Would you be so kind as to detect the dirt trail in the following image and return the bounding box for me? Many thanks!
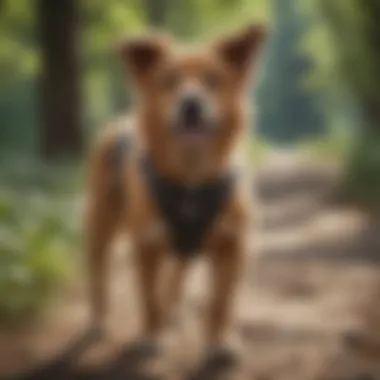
[2,153,380,380]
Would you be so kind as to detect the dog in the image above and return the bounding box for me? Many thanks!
[84,24,266,361]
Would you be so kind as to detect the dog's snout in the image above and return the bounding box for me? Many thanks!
[181,97,203,125]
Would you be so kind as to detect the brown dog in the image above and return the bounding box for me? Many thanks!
[85,24,266,359]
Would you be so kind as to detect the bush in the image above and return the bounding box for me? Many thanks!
[342,135,380,208]
[297,126,353,163]
[0,160,81,322]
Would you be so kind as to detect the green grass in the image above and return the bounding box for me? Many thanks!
[296,127,353,163]
[0,157,82,323]
[248,136,271,164]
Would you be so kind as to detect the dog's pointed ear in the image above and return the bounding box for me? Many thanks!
[215,24,266,78]
[116,34,170,79]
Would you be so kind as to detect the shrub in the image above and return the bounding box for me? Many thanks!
[0,160,81,322]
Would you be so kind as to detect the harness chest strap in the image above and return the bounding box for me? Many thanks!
[140,157,236,258]
[109,134,236,259]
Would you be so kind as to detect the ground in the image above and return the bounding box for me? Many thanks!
[1,152,380,380]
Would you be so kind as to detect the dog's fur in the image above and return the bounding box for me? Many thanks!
[85,24,266,356]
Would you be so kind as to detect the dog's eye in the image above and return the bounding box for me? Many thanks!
[158,71,179,92]
[203,70,223,90]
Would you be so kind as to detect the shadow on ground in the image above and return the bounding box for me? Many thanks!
[10,329,237,380]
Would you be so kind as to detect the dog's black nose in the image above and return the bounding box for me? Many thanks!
[181,97,203,126]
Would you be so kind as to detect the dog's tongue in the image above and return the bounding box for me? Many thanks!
[180,128,207,144]
[180,125,206,145]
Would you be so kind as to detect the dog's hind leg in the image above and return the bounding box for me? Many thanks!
[86,195,120,334]
[84,133,125,334]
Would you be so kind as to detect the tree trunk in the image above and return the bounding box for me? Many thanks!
[38,0,83,160]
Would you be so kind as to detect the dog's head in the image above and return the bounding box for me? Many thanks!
[117,25,266,178]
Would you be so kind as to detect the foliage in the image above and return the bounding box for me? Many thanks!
[0,0,38,84]
[300,0,365,130]
[166,0,269,41]
[342,134,380,208]
[0,159,81,321]
[257,0,325,144]
[317,0,380,111]
[297,122,353,163]
[0,0,39,154]
[305,0,380,205]
[248,137,271,164]
[82,0,146,125]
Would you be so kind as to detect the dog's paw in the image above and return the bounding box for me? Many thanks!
[167,308,185,330]
[87,319,109,342]
[134,331,174,358]
[204,335,243,368]
[133,337,162,357]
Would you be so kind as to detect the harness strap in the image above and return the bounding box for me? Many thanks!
[108,135,236,259]
[140,157,235,259]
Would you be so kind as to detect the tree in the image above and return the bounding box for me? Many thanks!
[38,0,83,160]
[308,0,380,204]
[256,0,324,144]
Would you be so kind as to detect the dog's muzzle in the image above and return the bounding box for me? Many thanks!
[172,94,216,142]
[180,96,204,129]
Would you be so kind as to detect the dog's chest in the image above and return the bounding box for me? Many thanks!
[109,133,236,258]
[140,158,234,259]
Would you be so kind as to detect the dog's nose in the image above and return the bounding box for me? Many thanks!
[181,96,203,125]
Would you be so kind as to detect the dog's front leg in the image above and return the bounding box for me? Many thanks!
[206,230,245,362]
[133,228,167,342]
[161,256,190,326]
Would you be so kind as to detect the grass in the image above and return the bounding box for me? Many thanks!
[296,127,353,163]
[0,156,82,323]
[248,136,271,164]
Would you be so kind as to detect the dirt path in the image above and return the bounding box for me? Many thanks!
[2,154,380,380]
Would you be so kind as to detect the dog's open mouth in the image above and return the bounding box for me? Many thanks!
[175,121,214,145]
[175,122,213,145]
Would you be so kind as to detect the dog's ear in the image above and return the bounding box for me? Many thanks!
[216,24,266,79]
[116,34,170,80]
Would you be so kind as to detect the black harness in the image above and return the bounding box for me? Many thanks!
[141,157,234,258]
[110,135,235,259]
